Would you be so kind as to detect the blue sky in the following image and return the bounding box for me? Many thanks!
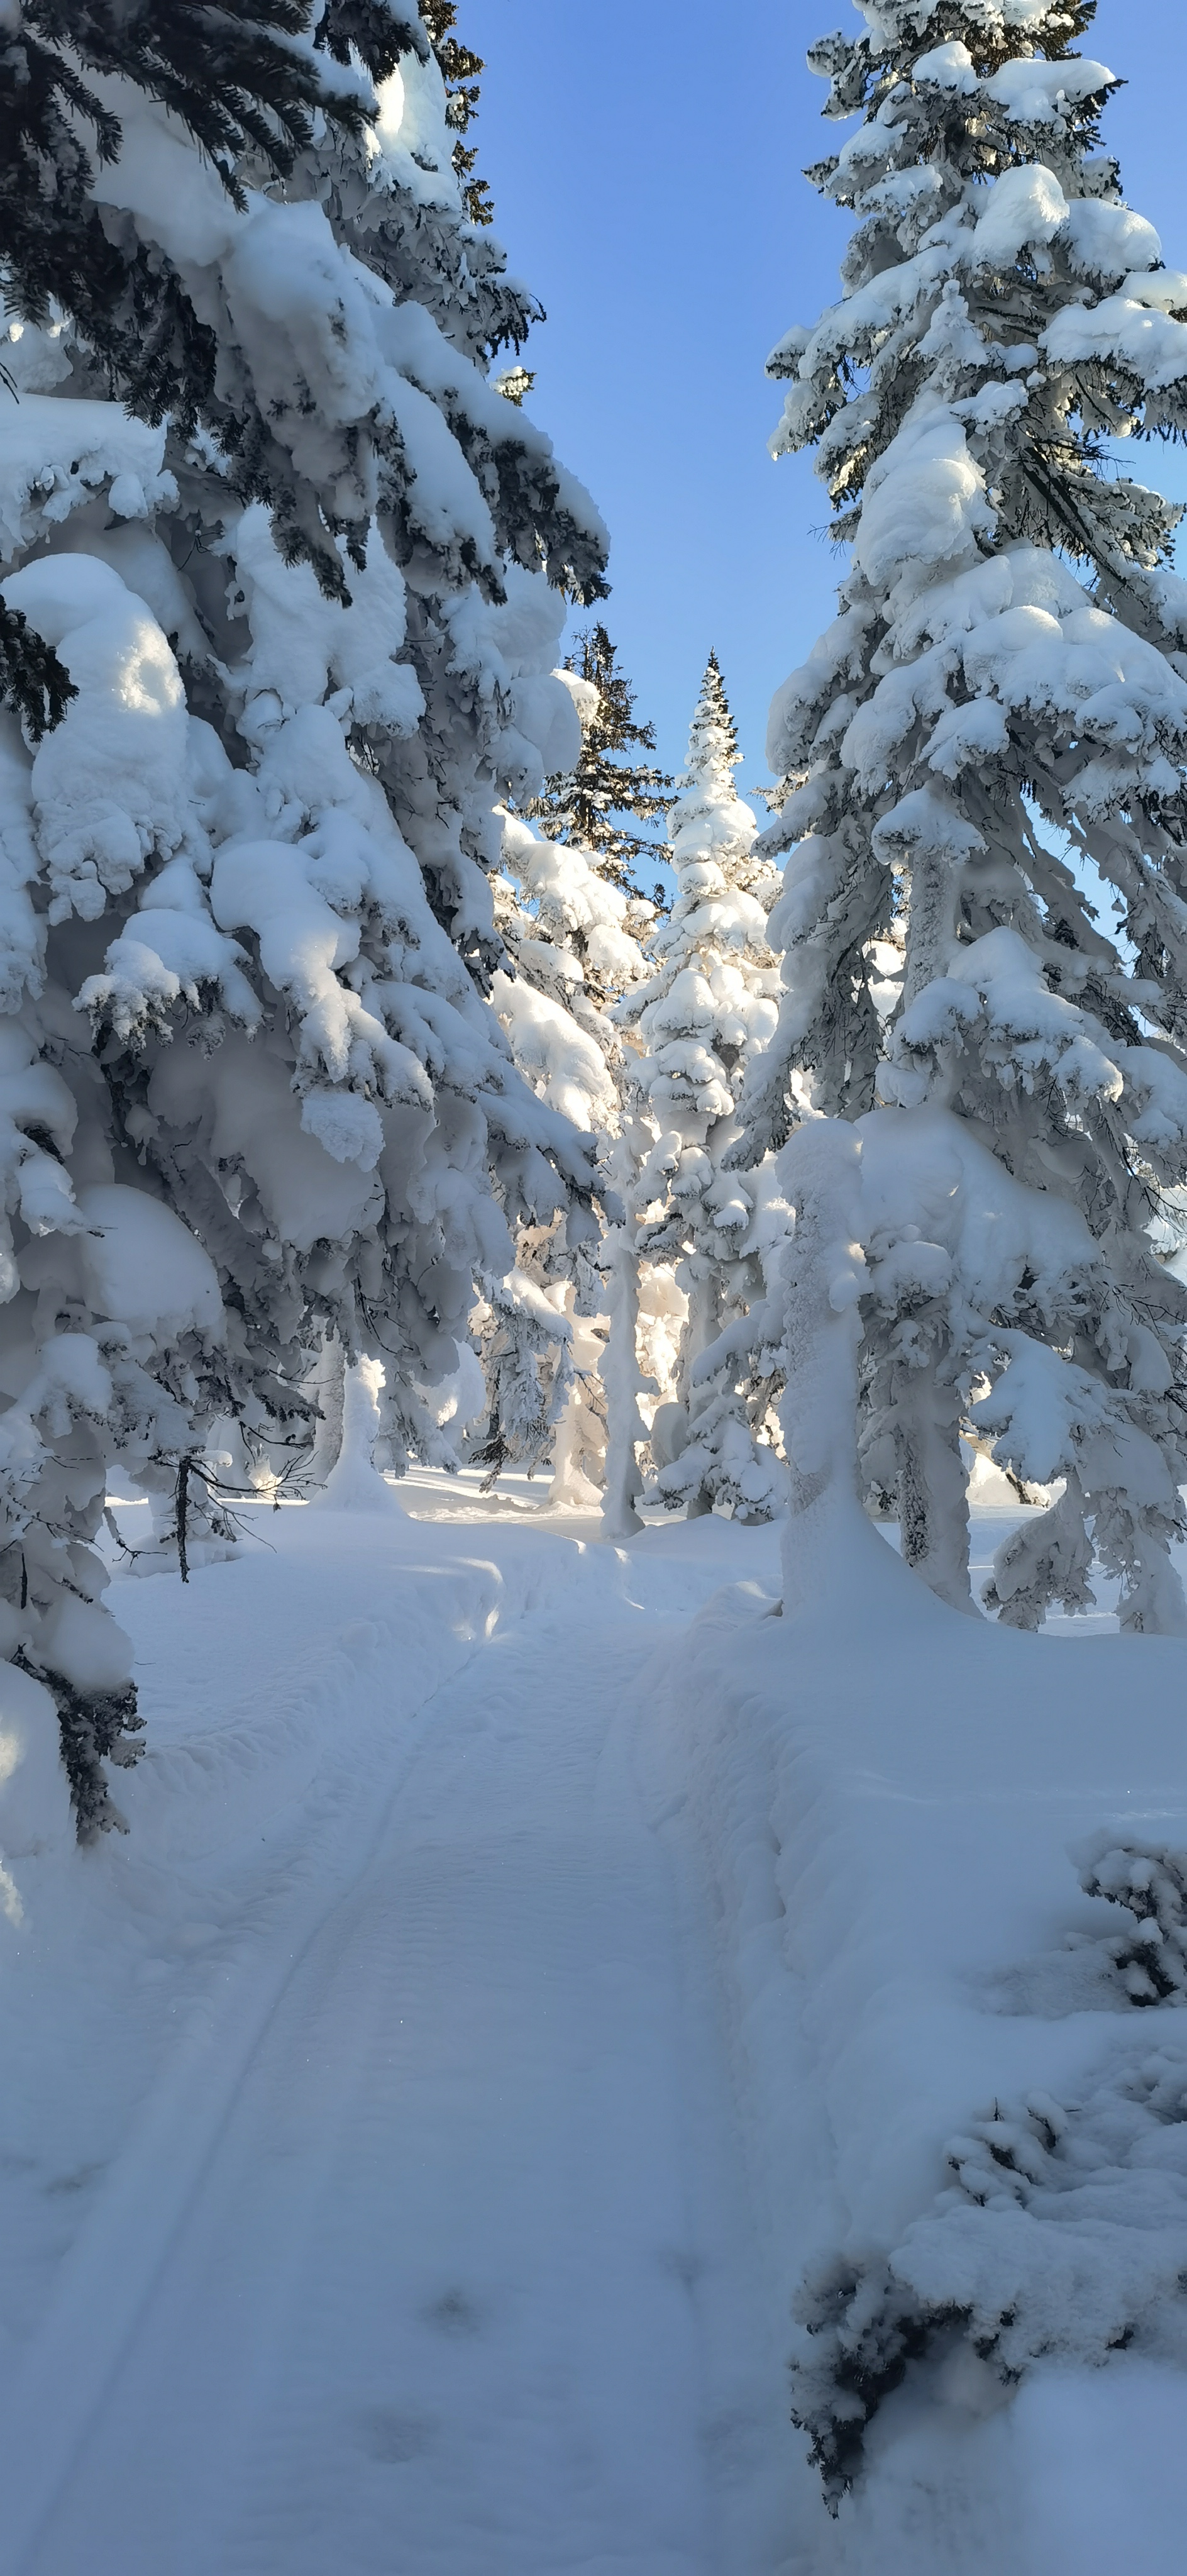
[467,0,1187,802]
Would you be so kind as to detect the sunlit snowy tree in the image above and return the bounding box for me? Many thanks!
[480,807,649,1498]
[468,635,678,1501]
[618,655,786,1519]
[0,0,610,1824]
[517,630,687,1524]
[0,0,375,1827]
[749,0,1187,1629]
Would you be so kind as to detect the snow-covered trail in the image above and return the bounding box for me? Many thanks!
[6,1524,798,2576]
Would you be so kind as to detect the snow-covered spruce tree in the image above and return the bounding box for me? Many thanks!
[617,655,787,1519]
[746,0,1187,1629]
[0,0,362,1829]
[481,806,646,1497]
[80,0,610,1475]
[466,641,676,1501]
[529,625,671,918]
[521,630,687,1524]
[217,0,621,1507]
[254,0,604,1495]
[294,1,613,1484]
[0,1,610,1825]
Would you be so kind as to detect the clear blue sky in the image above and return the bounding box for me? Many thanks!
[467,0,1187,801]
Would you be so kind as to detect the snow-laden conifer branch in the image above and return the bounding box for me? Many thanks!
[793,1828,1187,2509]
[529,625,671,907]
[0,597,75,743]
[0,3,609,608]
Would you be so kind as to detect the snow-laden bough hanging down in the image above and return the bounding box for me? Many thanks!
[746,0,1187,1630]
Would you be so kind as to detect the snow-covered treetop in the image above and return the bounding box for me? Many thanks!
[770,0,1180,560]
[681,648,741,796]
[622,655,778,1151]
[667,653,774,905]
[748,0,1187,1153]
[529,626,671,907]
[614,657,785,1526]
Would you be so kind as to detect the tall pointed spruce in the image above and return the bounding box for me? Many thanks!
[485,809,649,1499]
[750,0,1187,1629]
[529,625,671,914]
[619,655,786,1519]
[514,625,678,1519]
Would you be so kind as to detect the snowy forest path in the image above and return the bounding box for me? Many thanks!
[9,1531,797,2576]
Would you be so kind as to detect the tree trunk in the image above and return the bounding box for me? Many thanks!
[600,1226,646,1541]
[777,1122,868,1619]
[306,1334,348,1489]
[896,1357,974,1614]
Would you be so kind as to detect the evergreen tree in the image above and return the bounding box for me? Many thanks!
[84,9,611,1474]
[0,2,611,1826]
[619,655,786,1519]
[749,0,1187,1629]
[517,628,676,1514]
[470,633,680,1501]
[472,807,644,1497]
[529,625,672,911]
[295,1,619,1492]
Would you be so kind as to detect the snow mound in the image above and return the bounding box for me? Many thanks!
[77,1187,224,1348]
[312,1360,404,1516]
[651,1542,1187,2555]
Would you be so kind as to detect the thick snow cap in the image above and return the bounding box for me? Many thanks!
[75,1186,225,1348]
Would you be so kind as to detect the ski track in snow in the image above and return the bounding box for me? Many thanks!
[0,1502,800,2576]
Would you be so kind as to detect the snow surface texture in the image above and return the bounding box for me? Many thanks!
[653,1504,1187,2573]
[0,1481,1183,2573]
